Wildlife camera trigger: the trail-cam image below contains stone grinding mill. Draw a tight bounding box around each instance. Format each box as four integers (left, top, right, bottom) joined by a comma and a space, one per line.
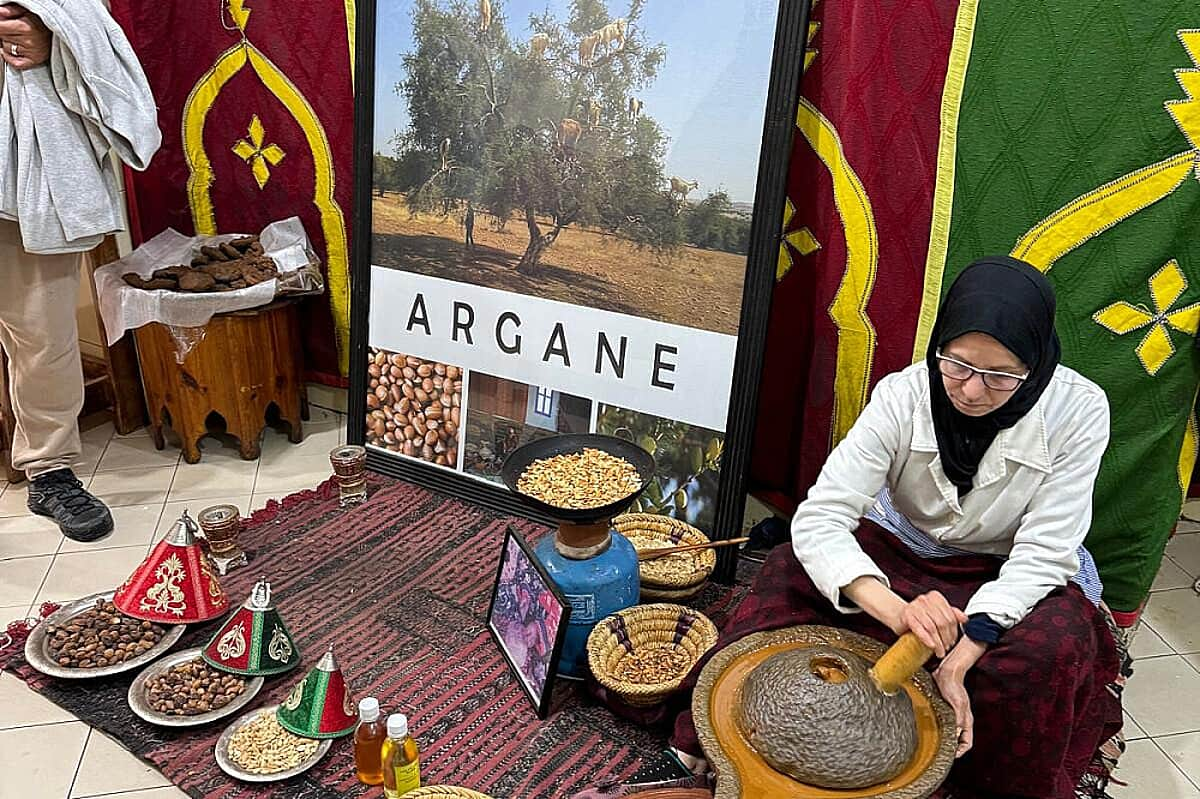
693, 626, 958, 799
501, 433, 656, 679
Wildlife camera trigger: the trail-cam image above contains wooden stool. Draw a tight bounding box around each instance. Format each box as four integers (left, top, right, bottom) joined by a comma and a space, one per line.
134, 299, 308, 463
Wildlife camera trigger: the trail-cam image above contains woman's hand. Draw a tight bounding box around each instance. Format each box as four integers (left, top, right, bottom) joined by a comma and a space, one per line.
933, 663, 973, 757
0, 5, 51, 71
895, 591, 967, 658
933, 637, 987, 758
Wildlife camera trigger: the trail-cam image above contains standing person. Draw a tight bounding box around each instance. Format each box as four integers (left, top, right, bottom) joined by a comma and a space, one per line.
1, 1, 159, 542
670, 257, 1122, 798
464, 200, 476, 252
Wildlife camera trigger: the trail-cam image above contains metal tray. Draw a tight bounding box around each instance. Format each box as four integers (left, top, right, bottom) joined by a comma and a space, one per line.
24, 591, 186, 680
128, 647, 263, 727
215, 704, 332, 782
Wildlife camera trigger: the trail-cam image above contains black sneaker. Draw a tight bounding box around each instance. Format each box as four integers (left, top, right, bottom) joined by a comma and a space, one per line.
27, 469, 114, 542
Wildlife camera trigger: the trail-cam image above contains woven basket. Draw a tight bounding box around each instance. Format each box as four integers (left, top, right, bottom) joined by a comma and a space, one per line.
615, 513, 715, 590
587, 603, 719, 707
640, 581, 707, 602
402, 788, 493, 799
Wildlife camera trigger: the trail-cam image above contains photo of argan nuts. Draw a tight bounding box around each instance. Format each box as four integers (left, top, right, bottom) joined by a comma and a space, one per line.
220, 242, 243, 260
365, 347, 463, 468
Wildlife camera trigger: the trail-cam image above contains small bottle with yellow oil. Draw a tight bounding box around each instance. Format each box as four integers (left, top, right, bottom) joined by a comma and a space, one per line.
381, 713, 421, 798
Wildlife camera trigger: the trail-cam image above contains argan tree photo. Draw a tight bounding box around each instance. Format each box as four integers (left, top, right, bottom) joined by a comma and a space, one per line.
372, 0, 756, 335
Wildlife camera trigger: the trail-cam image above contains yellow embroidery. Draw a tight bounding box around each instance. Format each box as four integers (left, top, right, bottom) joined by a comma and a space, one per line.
1093, 260, 1200, 376
345, 0, 356, 86
199, 553, 226, 606
1179, 399, 1199, 502
804, 18, 821, 75
233, 115, 286, 189
342, 686, 356, 717
182, 1, 352, 375
777, 198, 820, 282
1010, 30, 1200, 273
1166, 30, 1200, 152
140, 554, 187, 617
795, 96, 880, 446
1011, 153, 1195, 271
912, 0, 981, 361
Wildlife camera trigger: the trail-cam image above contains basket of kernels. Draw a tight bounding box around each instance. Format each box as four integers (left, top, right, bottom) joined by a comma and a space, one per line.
615, 513, 716, 600
587, 603, 718, 707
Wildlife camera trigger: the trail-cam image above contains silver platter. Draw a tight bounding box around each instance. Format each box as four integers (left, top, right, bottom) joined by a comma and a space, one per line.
24, 591, 186, 680
128, 647, 263, 728
215, 704, 332, 783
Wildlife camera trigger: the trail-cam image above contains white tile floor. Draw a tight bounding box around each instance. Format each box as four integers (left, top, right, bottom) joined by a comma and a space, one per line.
0, 407, 344, 799
1, 425, 1199, 797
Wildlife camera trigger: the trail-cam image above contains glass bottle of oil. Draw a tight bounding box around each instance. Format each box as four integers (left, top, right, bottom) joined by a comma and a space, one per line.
354, 697, 386, 785
381, 713, 421, 798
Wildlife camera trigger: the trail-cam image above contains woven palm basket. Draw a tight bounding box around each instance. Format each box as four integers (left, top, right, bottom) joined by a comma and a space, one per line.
402, 788, 493, 799
587, 603, 719, 707
614, 513, 715, 591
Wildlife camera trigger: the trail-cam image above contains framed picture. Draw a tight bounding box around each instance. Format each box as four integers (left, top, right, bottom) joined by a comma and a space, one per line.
486, 525, 571, 718
351, 0, 812, 579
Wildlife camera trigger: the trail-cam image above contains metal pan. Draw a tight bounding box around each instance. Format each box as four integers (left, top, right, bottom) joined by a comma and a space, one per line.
128, 647, 263, 727
500, 433, 655, 524
24, 591, 186, 680
215, 704, 332, 782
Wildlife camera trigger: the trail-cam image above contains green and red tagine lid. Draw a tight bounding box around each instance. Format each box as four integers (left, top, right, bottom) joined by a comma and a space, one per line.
276, 645, 359, 739
201, 578, 301, 676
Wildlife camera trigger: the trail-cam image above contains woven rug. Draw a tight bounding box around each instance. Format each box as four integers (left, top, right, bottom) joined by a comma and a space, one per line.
1, 474, 752, 799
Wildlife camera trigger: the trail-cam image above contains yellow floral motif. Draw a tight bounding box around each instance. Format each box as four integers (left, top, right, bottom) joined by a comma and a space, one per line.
232, 115, 286, 190
1093, 260, 1200, 376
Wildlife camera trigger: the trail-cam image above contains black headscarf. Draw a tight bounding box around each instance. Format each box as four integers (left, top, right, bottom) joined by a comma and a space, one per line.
926, 255, 1061, 495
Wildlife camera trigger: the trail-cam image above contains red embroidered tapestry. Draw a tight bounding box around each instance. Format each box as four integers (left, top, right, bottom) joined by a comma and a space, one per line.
108, 0, 356, 380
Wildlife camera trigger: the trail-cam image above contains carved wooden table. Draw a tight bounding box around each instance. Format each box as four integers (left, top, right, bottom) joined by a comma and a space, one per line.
134, 300, 308, 463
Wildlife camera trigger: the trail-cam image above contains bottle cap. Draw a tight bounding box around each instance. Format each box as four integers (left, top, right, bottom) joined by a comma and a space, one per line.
387, 713, 408, 738
358, 697, 380, 722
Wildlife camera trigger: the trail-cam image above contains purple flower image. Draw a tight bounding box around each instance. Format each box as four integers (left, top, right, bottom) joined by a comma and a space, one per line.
491, 533, 565, 701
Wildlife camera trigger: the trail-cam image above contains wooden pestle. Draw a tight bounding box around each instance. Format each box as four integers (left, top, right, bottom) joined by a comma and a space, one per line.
868, 632, 933, 696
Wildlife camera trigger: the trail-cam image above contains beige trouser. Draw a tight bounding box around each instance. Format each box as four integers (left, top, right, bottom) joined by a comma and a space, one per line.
0, 220, 83, 478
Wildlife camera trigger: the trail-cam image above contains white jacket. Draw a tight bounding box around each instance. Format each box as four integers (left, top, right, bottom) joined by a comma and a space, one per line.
791, 362, 1110, 627
0, 0, 159, 254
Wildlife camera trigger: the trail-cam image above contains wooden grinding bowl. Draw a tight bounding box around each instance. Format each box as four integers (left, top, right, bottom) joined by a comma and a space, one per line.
616, 513, 716, 598
402, 788, 493, 799
693, 626, 956, 799
588, 603, 718, 707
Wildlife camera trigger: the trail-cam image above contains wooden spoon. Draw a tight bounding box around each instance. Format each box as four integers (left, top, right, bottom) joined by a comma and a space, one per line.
637, 537, 750, 562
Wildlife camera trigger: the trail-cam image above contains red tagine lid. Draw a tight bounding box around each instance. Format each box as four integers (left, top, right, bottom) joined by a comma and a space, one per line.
113, 511, 229, 623
201, 578, 301, 676
276, 645, 359, 739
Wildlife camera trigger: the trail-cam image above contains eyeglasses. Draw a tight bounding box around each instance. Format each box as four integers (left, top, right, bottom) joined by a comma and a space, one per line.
935, 351, 1028, 392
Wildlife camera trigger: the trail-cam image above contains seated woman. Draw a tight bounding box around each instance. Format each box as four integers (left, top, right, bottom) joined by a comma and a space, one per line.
671, 256, 1122, 799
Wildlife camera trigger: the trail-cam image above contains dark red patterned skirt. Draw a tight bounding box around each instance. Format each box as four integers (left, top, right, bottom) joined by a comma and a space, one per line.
671, 521, 1122, 799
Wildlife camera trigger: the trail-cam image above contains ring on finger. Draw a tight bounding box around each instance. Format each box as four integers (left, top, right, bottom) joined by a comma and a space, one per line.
9, 42, 19, 57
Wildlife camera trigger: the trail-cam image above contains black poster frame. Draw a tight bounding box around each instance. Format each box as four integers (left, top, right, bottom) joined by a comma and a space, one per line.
350, 0, 812, 581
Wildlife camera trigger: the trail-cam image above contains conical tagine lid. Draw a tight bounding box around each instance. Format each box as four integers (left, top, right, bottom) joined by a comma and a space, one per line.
201, 578, 301, 675
276, 646, 359, 738
113, 511, 228, 623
